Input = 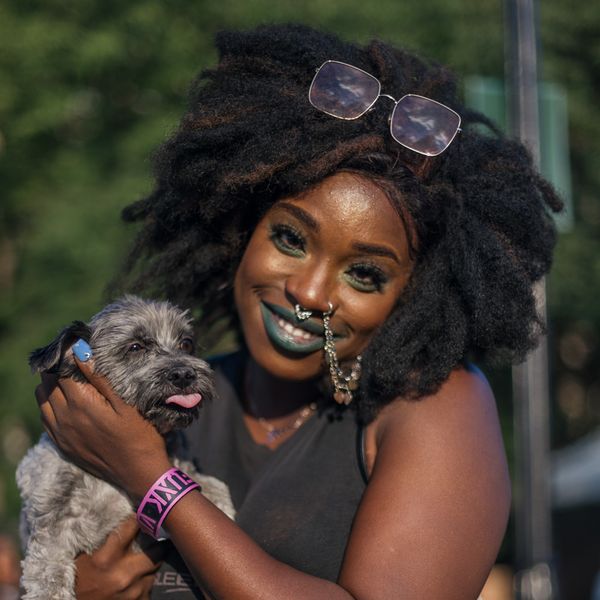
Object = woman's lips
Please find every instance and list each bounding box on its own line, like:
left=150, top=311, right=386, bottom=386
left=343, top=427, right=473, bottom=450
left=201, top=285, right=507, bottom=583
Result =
left=262, top=300, right=326, bottom=335
left=260, top=301, right=326, bottom=355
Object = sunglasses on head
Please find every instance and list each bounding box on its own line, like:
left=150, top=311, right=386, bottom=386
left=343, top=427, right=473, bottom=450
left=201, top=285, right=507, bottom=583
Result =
left=309, top=60, right=462, bottom=157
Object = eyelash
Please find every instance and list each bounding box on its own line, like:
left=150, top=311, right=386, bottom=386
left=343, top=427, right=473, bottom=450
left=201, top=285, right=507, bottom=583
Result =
left=269, top=223, right=305, bottom=256
left=345, top=263, right=388, bottom=292
left=268, top=223, right=389, bottom=293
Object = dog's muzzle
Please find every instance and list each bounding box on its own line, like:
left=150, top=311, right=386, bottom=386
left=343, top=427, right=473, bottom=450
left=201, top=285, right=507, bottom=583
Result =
left=164, top=365, right=204, bottom=409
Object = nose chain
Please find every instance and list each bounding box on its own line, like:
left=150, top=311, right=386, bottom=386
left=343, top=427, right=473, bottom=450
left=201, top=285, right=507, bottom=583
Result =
left=322, top=303, right=362, bottom=405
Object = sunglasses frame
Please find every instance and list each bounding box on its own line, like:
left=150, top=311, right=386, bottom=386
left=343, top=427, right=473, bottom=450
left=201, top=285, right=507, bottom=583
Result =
left=309, top=60, right=462, bottom=157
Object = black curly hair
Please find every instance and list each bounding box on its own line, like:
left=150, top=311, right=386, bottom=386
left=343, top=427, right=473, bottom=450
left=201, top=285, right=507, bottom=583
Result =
left=112, top=23, right=562, bottom=423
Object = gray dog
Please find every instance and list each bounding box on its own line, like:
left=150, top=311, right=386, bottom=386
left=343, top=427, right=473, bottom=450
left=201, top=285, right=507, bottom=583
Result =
left=17, top=296, right=235, bottom=600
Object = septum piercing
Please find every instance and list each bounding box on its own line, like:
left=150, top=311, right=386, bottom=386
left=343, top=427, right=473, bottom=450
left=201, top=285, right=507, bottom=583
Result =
left=294, top=304, right=313, bottom=321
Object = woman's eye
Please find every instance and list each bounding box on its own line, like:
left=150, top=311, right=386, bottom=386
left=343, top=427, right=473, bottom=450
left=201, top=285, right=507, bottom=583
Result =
left=128, top=343, right=144, bottom=353
left=345, top=264, right=388, bottom=293
left=180, top=338, right=195, bottom=354
left=269, top=224, right=306, bottom=257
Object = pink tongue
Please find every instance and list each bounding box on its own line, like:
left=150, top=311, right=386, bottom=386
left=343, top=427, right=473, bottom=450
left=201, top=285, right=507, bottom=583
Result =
left=165, top=393, right=202, bottom=408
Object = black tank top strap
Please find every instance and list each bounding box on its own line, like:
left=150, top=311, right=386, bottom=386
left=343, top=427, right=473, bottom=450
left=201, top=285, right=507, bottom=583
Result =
left=356, top=422, right=369, bottom=485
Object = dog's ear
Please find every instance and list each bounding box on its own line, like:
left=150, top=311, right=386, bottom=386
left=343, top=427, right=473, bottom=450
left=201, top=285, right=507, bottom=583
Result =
left=29, top=321, right=92, bottom=374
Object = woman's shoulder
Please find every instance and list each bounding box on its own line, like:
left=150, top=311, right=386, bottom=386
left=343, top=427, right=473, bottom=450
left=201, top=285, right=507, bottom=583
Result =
left=364, top=364, right=509, bottom=488
left=374, top=363, right=499, bottom=440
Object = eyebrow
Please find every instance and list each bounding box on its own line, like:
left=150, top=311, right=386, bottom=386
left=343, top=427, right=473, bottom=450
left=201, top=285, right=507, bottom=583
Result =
left=276, top=201, right=402, bottom=264
left=352, top=242, right=401, bottom=264
left=277, top=202, right=320, bottom=232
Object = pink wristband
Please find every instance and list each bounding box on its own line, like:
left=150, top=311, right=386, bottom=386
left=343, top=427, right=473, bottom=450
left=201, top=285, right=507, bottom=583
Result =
left=136, top=467, right=200, bottom=539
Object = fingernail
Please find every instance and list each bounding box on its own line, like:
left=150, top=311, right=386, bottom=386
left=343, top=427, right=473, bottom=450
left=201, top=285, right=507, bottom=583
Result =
left=72, top=339, right=93, bottom=362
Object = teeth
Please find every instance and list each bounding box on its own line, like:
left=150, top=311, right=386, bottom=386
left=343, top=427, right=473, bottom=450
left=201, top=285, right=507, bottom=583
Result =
left=276, top=316, right=317, bottom=341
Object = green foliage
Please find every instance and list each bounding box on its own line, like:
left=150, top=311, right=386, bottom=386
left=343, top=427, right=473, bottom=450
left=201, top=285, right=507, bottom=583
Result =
left=0, top=1, right=598, bottom=561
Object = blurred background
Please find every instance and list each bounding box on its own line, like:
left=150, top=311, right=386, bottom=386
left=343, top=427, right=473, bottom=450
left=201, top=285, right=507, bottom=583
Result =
left=0, top=0, right=598, bottom=598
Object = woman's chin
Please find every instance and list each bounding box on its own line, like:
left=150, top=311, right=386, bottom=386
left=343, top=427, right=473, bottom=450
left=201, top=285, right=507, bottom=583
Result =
left=249, top=339, right=325, bottom=382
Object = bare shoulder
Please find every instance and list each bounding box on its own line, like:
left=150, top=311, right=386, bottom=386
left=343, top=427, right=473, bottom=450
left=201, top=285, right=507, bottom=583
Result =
left=376, top=363, right=503, bottom=448
left=373, top=365, right=511, bottom=515
left=340, top=366, right=510, bottom=599
left=360, top=365, right=507, bottom=478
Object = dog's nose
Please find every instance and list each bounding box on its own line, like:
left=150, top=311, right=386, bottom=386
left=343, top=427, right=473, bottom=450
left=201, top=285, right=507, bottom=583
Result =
left=167, top=367, right=196, bottom=389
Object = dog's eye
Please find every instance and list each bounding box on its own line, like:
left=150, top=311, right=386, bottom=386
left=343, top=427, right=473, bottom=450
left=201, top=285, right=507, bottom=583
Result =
left=128, top=343, right=145, bottom=353
left=180, top=338, right=195, bottom=354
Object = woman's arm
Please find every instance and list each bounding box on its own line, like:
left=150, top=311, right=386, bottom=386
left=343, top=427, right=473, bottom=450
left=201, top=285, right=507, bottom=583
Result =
left=38, top=359, right=509, bottom=600
left=341, top=365, right=511, bottom=599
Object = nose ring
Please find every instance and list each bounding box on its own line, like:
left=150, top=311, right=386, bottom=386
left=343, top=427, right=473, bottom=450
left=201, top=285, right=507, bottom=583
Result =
left=294, top=304, right=313, bottom=321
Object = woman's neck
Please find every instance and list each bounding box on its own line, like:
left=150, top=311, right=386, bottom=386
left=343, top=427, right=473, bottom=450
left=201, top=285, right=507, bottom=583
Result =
left=243, top=357, right=321, bottom=419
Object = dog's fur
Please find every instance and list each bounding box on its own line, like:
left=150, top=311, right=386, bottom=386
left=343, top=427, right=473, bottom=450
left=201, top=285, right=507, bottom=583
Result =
left=17, top=296, right=235, bottom=599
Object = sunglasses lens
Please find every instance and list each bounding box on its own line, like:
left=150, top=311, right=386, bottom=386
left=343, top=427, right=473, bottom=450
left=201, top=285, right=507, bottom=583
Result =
left=391, top=95, right=461, bottom=156
left=309, top=61, right=381, bottom=119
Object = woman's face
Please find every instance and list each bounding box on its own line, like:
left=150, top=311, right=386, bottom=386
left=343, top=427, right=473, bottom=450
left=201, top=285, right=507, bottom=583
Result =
left=234, top=171, right=414, bottom=381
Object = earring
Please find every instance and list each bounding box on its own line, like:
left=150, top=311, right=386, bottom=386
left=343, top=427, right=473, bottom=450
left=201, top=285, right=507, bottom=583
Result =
left=294, top=304, right=312, bottom=321
left=322, top=303, right=362, bottom=405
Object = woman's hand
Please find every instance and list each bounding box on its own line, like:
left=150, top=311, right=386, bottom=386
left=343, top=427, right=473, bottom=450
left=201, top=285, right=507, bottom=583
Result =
left=36, top=354, right=172, bottom=500
left=75, top=516, right=165, bottom=600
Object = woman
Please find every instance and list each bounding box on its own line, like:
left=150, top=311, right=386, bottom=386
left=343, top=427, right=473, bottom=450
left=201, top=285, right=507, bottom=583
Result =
left=36, top=24, right=562, bottom=599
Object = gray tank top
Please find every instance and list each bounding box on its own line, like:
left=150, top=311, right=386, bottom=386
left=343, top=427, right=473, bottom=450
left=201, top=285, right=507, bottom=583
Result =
left=151, top=352, right=367, bottom=598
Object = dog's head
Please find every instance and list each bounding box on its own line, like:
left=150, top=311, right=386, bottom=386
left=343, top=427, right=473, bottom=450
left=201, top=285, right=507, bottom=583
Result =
left=30, top=295, right=214, bottom=433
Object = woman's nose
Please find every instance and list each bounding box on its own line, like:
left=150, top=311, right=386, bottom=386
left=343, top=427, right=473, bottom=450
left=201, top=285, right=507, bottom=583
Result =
left=285, top=263, right=335, bottom=314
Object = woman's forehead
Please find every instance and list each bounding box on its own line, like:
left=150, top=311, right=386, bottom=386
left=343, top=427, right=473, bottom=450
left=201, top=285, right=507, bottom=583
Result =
left=266, top=172, right=411, bottom=257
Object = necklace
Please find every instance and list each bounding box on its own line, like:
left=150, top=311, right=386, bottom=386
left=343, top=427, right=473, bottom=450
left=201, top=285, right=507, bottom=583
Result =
left=256, top=403, right=317, bottom=443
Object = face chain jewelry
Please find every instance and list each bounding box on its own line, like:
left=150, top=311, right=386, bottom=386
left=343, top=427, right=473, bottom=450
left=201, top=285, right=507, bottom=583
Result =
left=294, top=304, right=313, bottom=321
left=322, top=302, right=362, bottom=405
